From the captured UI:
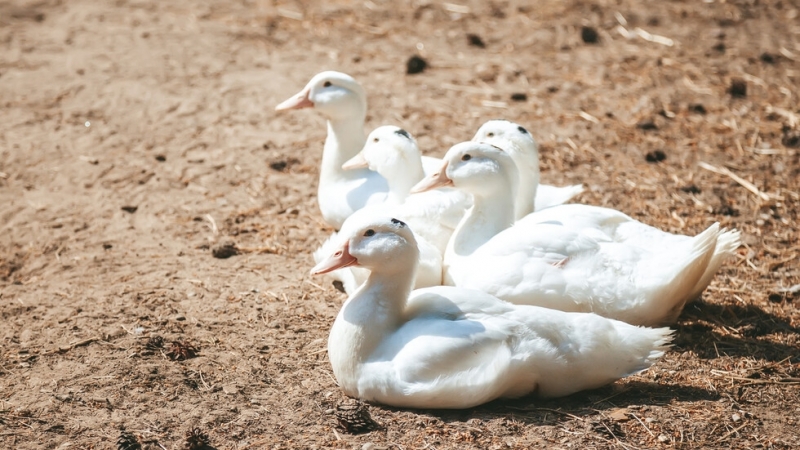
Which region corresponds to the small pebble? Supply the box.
[689,103,707,114]
[782,130,800,148]
[637,120,658,131]
[466,33,485,48]
[510,93,528,102]
[658,434,669,443]
[645,150,666,163]
[581,26,599,44]
[732,413,741,422]
[121,205,138,213]
[729,78,747,98]
[212,242,239,259]
[760,52,776,64]
[406,55,428,75]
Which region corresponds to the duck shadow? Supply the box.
[392,380,717,426]
[673,298,800,362]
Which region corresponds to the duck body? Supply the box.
[448,203,727,326]
[414,143,741,327]
[314,214,672,409]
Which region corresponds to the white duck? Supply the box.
[342,125,470,253]
[311,213,673,409]
[412,142,741,327]
[472,120,584,217]
[275,71,440,229]
[275,71,385,229]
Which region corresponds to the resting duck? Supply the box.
[275,71,438,229]
[311,214,673,409]
[412,142,741,327]
[472,120,584,217]
[342,125,470,253]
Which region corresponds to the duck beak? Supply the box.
[341,152,369,170]
[311,241,358,275]
[275,87,313,111]
[410,161,452,193]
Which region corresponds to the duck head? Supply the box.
[342,126,419,173]
[275,71,367,122]
[472,120,537,159]
[311,212,419,276]
[410,141,519,198]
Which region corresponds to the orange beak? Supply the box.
[410,161,453,193]
[275,87,314,111]
[311,241,358,275]
[341,152,369,170]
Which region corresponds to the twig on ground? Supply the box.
[698,161,771,201]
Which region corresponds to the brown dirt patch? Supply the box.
[1,0,798,448]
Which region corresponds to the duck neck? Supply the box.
[327,263,416,391]
[515,162,539,219]
[447,184,515,260]
[511,148,540,219]
[320,117,367,185]
[383,158,425,205]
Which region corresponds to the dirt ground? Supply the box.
[1,0,799,448]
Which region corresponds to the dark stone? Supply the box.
[270,161,288,171]
[406,55,428,75]
[768,293,784,303]
[154,154,166,162]
[466,33,485,48]
[782,130,800,148]
[637,121,658,131]
[510,93,528,102]
[689,103,707,114]
[121,205,138,213]
[729,78,747,98]
[212,242,239,259]
[645,150,666,163]
[332,280,346,293]
[760,52,777,64]
[581,26,599,44]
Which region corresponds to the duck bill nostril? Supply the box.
[409,161,452,194]
[311,241,358,275]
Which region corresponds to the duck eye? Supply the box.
[364,229,375,237]
[487,132,495,137]
[323,81,332,87]
[373,137,379,143]
[461,154,472,161]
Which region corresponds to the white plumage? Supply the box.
[412,142,741,327]
[312,213,673,409]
